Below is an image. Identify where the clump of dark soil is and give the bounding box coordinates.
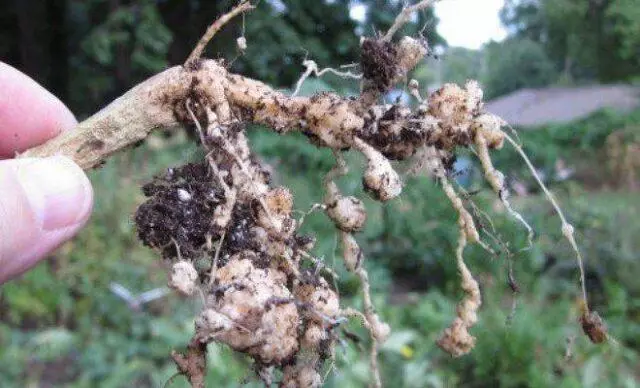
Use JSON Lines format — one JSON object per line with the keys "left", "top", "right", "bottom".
{"left": 358, "top": 104, "right": 429, "bottom": 160}
{"left": 134, "top": 161, "right": 312, "bottom": 273}
{"left": 360, "top": 38, "right": 399, "bottom": 93}
{"left": 135, "top": 163, "right": 225, "bottom": 261}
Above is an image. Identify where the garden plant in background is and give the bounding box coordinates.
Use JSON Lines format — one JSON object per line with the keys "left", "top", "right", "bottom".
{"left": 18, "top": 1, "right": 612, "bottom": 387}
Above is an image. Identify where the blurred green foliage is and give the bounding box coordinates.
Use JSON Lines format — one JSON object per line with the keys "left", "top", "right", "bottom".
{"left": 483, "top": 38, "right": 558, "bottom": 100}
{"left": 440, "top": 47, "right": 484, "bottom": 87}
{"left": 501, "top": 0, "right": 640, "bottom": 84}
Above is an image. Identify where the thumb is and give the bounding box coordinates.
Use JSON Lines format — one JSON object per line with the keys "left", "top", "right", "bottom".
{"left": 0, "top": 156, "right": 93, "bottom": 283}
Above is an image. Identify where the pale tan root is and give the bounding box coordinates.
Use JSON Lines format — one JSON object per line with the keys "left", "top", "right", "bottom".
{"left": 473, "top": 121, "right": 534, "bottom": 249}
{"left": 383, "top": 0, "right": 441, "bottom": 41}
{"left": 433, "top": 166, "right": 482, "bottom": 357}
{"left": 185, "top": 1, "right": 255, "bottom": 66}
{"left": 501, "top": 132, "right": 589, "bottom": 309}
{"left": 437, "top": 230, "right": 481, "bottom": 357}
{"left": 322, "top": 152, "right": 387, "bottom": 388}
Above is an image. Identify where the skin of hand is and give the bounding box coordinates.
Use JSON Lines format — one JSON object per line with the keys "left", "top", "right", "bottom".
{"left": 0, "top": 61, "right": 93, "bottom": 284}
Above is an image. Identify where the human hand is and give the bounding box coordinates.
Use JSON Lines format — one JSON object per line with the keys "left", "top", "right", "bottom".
{"left": 0, "top": 61, "right": 93, "bottom": 284}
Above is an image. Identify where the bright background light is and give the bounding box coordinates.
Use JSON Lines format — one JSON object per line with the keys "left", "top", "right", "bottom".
{"left": 435, "top": 0, "right": 507, "bottom": 49}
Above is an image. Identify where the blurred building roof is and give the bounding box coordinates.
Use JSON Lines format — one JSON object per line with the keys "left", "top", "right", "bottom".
{"left": 484, "top": 85, "right": 640, "bottom": 127}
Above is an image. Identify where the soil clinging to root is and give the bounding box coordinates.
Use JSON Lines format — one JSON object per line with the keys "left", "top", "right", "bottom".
{"left": 136, "top": 163, "right": 224, "bottom": 262}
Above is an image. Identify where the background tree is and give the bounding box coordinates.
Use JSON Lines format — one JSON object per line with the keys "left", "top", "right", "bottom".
{"left": 441, "top": 47, "right": 484, "bottom": 87}
{"left": 607, "top": 0, "right": 640, "bottom": 66}
{"left": 0, "top": 0, "right": 442, "bottom": 116}
{"left": 483, "top": 37, "right": 557, "bottom": 99}
{"left": 500, "top": 0, "right": 640, "bottom": 83}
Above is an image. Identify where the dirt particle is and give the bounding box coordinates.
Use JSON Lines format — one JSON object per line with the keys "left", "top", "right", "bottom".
{"left": 184, "top": 58, "right": 204, "bottom": 72}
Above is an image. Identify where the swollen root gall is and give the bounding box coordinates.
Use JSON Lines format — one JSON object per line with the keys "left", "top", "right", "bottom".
{"left": 326, "top": 195, "right": 367, "bottom": 233}
{"left": 580, "top": 310, "right": 608, "bottom": 344}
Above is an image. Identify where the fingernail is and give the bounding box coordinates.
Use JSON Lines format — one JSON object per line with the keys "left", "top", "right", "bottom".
{"left": 16, "top": 156, "right": 92, "bottom": 231}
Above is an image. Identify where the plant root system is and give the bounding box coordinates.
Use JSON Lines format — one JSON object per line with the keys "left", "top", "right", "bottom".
{"left": 20, "top": 1, "right": 606, "bottom": 386}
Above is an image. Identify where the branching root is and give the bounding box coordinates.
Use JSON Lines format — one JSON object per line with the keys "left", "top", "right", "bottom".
{"left": 19, "top": 1, "right": 606, "bottom": 386}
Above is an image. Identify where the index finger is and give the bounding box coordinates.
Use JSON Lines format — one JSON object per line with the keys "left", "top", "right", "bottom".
{"left": 0, "top": 61, "right": 77, "bottom": 159}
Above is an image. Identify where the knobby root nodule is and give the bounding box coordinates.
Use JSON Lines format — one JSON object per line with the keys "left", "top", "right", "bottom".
{"left": 20, "top": 1, "right": 607, "bottom": 386}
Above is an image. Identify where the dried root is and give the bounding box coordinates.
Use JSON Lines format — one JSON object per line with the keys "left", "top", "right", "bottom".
{"left": 437, "top": 231, "right": 481, "bottom": 357}
{"left": 432, "top": 157, "right": 482, "bottom": 357}
{"left": 383, "top": 0, "right": 440, "bottom": 41}
{"left": 20, "top": 1, "right": 606, "bottom": 386}
{"left": 185, "top": 1, "right": 255, "bottom": 67}
{"left": 322, "top": 153, "right": 388, "bottom": 388}
{"left": 473, "top": 116, "right": 534, "bottom": 249}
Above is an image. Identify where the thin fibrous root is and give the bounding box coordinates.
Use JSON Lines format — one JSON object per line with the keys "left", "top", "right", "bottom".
{"left": 455, "top": 182, "right": 506, "bottom": 258}
{"left": 321, "top": 151, "right": 385, "bottom": 387}
{"left": 435, "top": 163, "right": 482, "bottom": 356}
{"left": 474, "top": 119, "right": 534, "bottom": 250}
{"left": 298, "top": 250, "right": 339, "bottom": 280}
{"left": 501, "top": 132, "right": 589, "bottom": 310}
{"left": 209, "top": 231, "right": 225, "bottom": 286}
{"left": 323, "top": 151, "right": 349, "bottom": 193}
{"left": 296, "top": 203, "right": 326, "bottom": 228}
{"left": 438, "top": 171, "right": 479, "bottom": 243}
{"left": 292, "top": 60, "right": 362, "bottom": 97}
{"left": 383, "top": 0, "right": 440, "bottom": 41}
{"left": 341, "top": 303, "right": 388, "bottom": 388}
{"left": 185, "top": 1, "right": 255, "bottom": 66}
{"left": 355, "top": 266, "right": 386, "bottom": 388}
{"left": 491, "top": 128, "right": 607, "bottom": 343}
